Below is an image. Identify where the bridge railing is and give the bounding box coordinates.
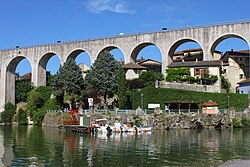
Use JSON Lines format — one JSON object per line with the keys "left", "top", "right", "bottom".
{"left": 1, "top": 18, "right": 250, "bottom": 51}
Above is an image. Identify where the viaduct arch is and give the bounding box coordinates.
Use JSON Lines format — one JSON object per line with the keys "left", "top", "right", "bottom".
{"left": 0, "top": 21, "right": 250, "bottom": 110}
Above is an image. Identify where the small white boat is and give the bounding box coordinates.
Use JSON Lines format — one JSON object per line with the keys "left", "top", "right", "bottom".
{"left": 114, "top": 123, "right": 152, "bottom": 133}
{"left": 92, "top": 119, "right": 152, "bottom": 134}
{"left": 92, "top": 119, "right": 114, "bottom": 133}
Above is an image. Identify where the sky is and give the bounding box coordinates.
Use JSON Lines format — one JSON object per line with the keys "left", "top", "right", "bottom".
{"left": 1, "top": 0, "right": 250, "bottom": 75}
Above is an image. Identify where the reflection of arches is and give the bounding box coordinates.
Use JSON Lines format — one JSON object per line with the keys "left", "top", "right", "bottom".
{"left": 210, "top": 34, "right": 249, "bottom": 57}
{"left": 130, "top": 42, "right": 162, "bottom": 63}
{"left": 168, "top": 39, "right": 203, "bottom": 62}
{"left": 6, "top": 56, "right": 31, "bottom": 104}
{"left": 37, "top": 52, "right": 61, "bottom": 86}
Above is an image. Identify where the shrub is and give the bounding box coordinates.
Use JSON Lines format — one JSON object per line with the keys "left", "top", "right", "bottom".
{"left": 18, "top": 108, "right": 28, "bottom": 125}
{"left": 129, "top": 87, "right": 247, "bottom": 109}
{"left": 139, "top": 71, "right": 164, "bottom": 87}
{"left": 1, "top": 103, "right": 16, "bottom": 123}
{"left": 32, "top": 109, "right": 46, "bottom": 125}
{"left": 127, "top": 79, "right": 144, "bottom": 89}
{"left": 221, "top": 76, "right": 231, "bottom": 92}
{"left": 241, "top": 117, "right": 250, "bottom": 128}
{"left": 232, "top": 118, "right": 242, "bottom": 128}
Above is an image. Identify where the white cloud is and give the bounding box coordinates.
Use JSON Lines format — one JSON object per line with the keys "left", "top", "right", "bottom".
{"left": 85, "top": 0, "right": 134, "bottom": 14}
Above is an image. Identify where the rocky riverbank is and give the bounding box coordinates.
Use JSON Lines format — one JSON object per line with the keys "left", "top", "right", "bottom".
{"left": 43, "top": 110, "right": 250, "bottom": 129}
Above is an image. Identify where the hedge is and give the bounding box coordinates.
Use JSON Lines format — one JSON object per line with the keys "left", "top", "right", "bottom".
{"left": 130, "top": 87, "right": 248, "bottom": 110}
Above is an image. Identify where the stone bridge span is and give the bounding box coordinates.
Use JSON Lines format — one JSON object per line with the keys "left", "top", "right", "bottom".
{"left": 0, "top": 20, "right": 250, "bottom": 110}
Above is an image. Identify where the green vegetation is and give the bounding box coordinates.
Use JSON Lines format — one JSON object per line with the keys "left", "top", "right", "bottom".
{"left": 15, "top": 80, "right": 34, "bottom": 103}
{"left": 165, "top": 67, "right": 218, "bottom": 85}
{"left": 52, "top": 58, "right": 85, "bottom": 107}
{"left": 126, "top": 71, "right": 164, "bottom": 90}
{"left": 129, "top": 87, "right": 247, "bottom": 109}
{"left": 232, "top": 117, "right": 250, "bottom": 128}
{"left": 118, "top": 67, "right": 127, "bottom": 109}
{"left": 1, "top": 103, "right": 16, "bottom": 123}
{"left": 138, "top": 70, "right": 164, "bottom": 87}
{"left": 85, "top": 51, "right": 120, "bottom": 103}
{"left": 27, "top": 86, "right": 59, "bottom": 125}
{"left": 221, "top": 75, "right": 231, "bottom": 92}
{"left": 17, "top": 108, "right": 28, "bottom": 125}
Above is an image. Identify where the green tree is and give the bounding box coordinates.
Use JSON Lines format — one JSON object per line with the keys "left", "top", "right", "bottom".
{"left": 118, "top": 67, "right": 127, "bottom": 109}
{"left": 85, "top": 51, "right": 119, "bottom": 103}
{"left": 27, "top": 91, "right": 45, "bottom": 111}
{"left": 52, "top": 58, "right": 85, "bottom": 106}
{"left": 139, "top": 70, "right": 164, "bottom": 87}
{"left": 57, "top": 58, "right": 84, "bottom": 95}
{"left": 15, "top": 80, "right": 34, "bottom": 103}
{"left": 221, "top": 76, "right": 231, "bottom": 92}
{"left": 46, "top": 71, "right": 57, "bottom": 86}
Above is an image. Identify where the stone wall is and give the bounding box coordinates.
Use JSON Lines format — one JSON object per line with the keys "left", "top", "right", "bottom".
{"left": 158, "top": 81, "right": 221, "bottom": 93}
{"left": 43, "top": 110, "right": 250, "bottom": 130}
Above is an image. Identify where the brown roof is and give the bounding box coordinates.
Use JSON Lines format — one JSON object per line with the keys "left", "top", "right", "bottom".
{"left": 221, "top": 50, "right": 250, "bottom": 61}
{"left": 122, "top": 62, "right": 147, "bottom": 69}
{"left": 174, "top": 48, "right": 222, "bottom": 55}
{"left": 237, "top": 78, "right": 250, "bottom": 84}
{"left": 202, "top": 100, "right": 219, "bottom": 107}
{"left": 137, "top": 59, "right": 162, "bottom": 65}
{"left": 168, "top": 60, "right": 222, "bottom": 68}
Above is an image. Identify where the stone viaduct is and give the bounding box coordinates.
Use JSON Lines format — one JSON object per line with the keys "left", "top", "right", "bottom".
{"left": 0, "top": 20, "right": 250, "bottom": 110}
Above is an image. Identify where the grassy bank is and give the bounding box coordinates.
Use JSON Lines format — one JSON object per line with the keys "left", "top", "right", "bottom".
{"left": 130, "top": 87, "right": 248, "bottom": 109}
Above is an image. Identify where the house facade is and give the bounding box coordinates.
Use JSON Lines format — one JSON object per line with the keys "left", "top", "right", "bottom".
{"left": 221, "top": 50, "right": 249, "bottom": 93}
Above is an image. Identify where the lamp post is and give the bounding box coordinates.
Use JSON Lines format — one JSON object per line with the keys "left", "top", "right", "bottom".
{"left": 227, "top": 95, "right": 230, "bottom": 109}
{"left": 141, "top": 93, "right": 143, "bottom": 109}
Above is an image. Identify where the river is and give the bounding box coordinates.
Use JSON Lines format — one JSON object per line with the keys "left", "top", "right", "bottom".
{"left": 0, "top": 125, "right": 250, "bottom": 167}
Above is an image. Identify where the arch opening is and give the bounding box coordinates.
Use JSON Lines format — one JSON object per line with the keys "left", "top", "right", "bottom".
{"left": 168, "top": 39, "right": 203, "bottom": 63}
{"left": 6, "top": 57, "right": 32, "bottom": 104}
{"left": 38, "top": 53, "right": 60, "bottom": 87}
{"left": 167, "top": 40, "right": 221, "bottom": 87}
{"left": 211, "top": 35, "right": 250, "bottom": 93}
{"left": 130, "top": 43, "right": 162, "bottom": 73}
{"left": 68, "top": 49, "right": 91, "bottom": 78}
{"left": 95, "top": 45, "right": 125, "bottom": 67}
{"left": 97, "top": 46, "right": 125, "bottom": 64}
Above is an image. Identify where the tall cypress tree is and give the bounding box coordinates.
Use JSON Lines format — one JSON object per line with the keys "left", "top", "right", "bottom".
{"left": 118, "top": 67, "right": 127, "bottom": 109}
{"left": 85, "top": 51, "right": 119, "bottom": 103}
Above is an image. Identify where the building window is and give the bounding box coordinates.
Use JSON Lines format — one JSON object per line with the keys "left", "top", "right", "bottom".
{"left": 239, "top": 74, "right": 244, "bottom": 79}
{"left": 239, "top": 57, "right": 243, "bottom": 61}
{"left": 194, "top": 69, "right": 200, "bottom": 76}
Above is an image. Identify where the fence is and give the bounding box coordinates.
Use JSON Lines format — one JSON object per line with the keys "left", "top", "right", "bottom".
{"left": 46, "top": 108, "right": 248, "bottom": 115}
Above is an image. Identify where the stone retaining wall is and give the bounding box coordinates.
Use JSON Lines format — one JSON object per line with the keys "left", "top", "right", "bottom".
{"left": 158, "top": 81, "right": 221, "bottom": 93}
{"left": 43, "top": 111, "right": 250, "bottom": 129}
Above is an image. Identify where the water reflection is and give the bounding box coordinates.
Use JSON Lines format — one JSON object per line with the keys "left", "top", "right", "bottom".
{"left": 0, "top": 126, "right": 250, "bottom": 167}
